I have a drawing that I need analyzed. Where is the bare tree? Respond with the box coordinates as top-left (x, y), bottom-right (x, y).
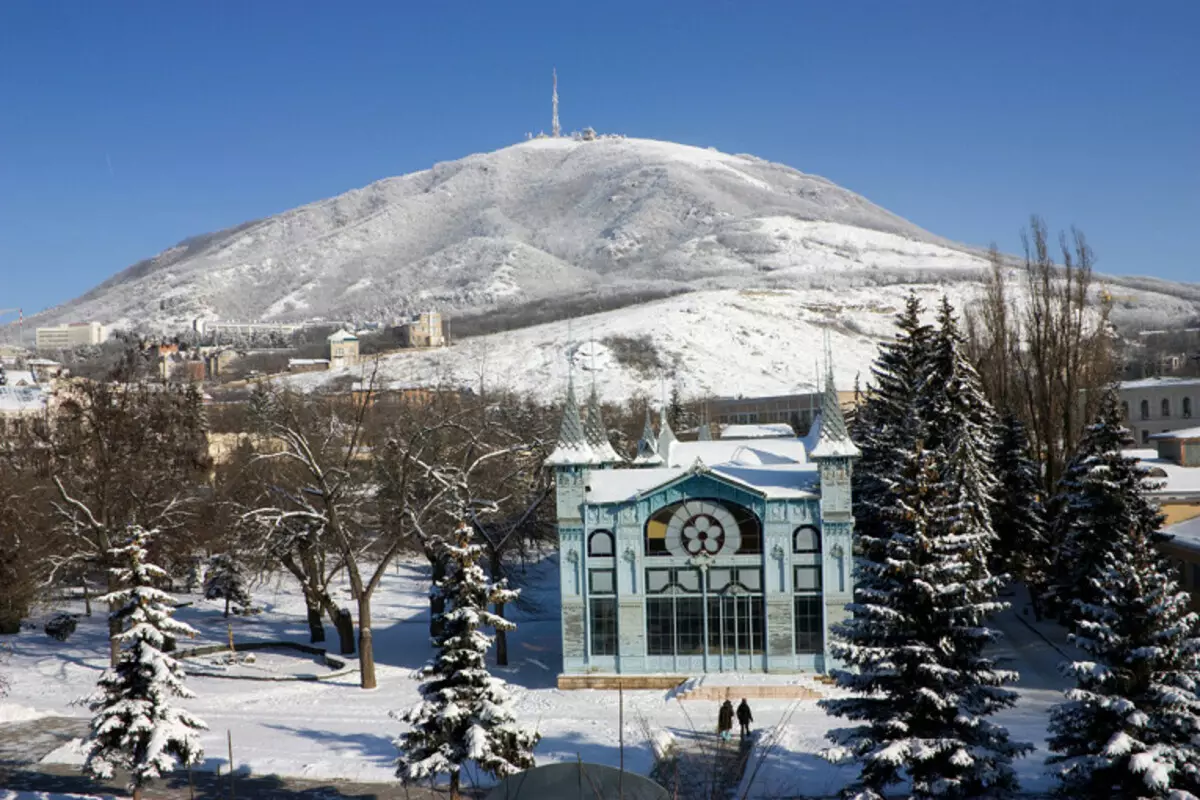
top-left (966, 216), bottom-right (1117, 495)
top-left (42, 379), bottom-right (210, 664)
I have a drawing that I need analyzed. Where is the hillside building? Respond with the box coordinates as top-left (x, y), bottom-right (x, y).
top-left (35, 322), bottom-right (107, 351)
top-left (327, 329), bottom-right (359, 368)
top-left (547, 368), bottom-right (858, 681)
top-left (399, 311), bottom-right (445, 349)
top-left (1119, 377), bottom-right (1200, 444)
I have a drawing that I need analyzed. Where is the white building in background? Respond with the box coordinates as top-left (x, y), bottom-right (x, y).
top-left (35, 322), bottom-right (107, 351)
top-left (1119, 377), bottom-right (1200, 445)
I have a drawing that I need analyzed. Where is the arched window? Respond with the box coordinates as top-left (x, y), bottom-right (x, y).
top-left (1141, 400), bottom-right (1150, 420)
top-left (644, 499), bottom-right (761, 557)
top-left (1185, 397), bottom-right (1193, 419)
top-left (587, 530), bottom-right (614, 557)
top-left (1162, 399), bottom-right (1172, 418)
top-left (793, 526), bottom-right (821, 554)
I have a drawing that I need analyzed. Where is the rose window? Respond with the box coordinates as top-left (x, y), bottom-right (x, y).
top-left (664, 501), bottom-right (741, 557)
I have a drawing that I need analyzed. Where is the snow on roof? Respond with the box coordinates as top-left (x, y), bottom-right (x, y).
top-left (326, 330), bottom-right (358, 342)
top-left (2, 370), bottom-right (37, 386)
top-left (1120, 377), bottom-right (1200, 391)
top-left (1129, 449), bottom-right (1200, 497)
top-left (719, 423), bottom-right (795, 440)
top-left (1150, 427), bottom-right (1200, 441)
top-left (667, 439), bottom-right (807, 468)
top-left (1166, 514), bottom-right (1200, 553)
top-left (25, 358), bottom-right (59, 366)
top-left (288, 358), bottom-right (329, 366)
top-left (583, 463), bottom-right (820, 505)
top-left (0, 385), bottom-right (46, 414)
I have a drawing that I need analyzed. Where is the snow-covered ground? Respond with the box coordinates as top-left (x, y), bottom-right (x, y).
top-left (0, 556), bottom-right (1074, 796)
top-left (286, 284), bottom-right (990, 404)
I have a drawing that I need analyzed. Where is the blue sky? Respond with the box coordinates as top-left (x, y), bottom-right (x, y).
top-left (0, 1), bottom-right (1196, 315)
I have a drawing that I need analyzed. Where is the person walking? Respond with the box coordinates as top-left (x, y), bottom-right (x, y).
top-left (736, 698), bottom-right (753, 739)
top-left (717, 699), bottom-right (734, 742)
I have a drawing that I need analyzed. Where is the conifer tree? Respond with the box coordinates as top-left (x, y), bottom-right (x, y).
top-left (822, 438), bottom-right (1029, 800)
top-left (395, 525), bottom-right (539, 798)
top-left (851, 293), bottom-right (933, 549)
top-left (922, 297), bottom-right (999, 557)
top-left (84, 526), bottom-right (205, 800)
top-left (1047, 522), bottom-right (1200, 798)
top-left (991, 414), bottom-right (1049, 601)
top-left (1046, 388), bottom-right (1165, 623)
top-left (203, 552), bottom-right (252, 618)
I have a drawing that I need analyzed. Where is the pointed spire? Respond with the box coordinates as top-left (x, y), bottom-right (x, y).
top-left (810, 357), bottom-right (860, 460)
top-left (633, 408), bottom-right (663, 466)
top-left (584, 384), bottom-right (624, 465)
top-left (545, 373), bottom-right (599, 467)
top-left (657, 406), bottom-right (678, 465)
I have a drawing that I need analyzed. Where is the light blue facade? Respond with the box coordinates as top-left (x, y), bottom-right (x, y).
top-left (553, 451), bottom-right (856, 676)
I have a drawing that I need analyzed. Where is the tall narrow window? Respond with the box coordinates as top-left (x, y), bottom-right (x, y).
top-left (1185, 397), bottom-right (1193, 419)
top-left (794, 564), bottom-right (823, 654)
top-left (1162, 398), bottom-right (1172, 418)
top-left (589, 559), bottom-right (617, 657)
top-left (1141, 400), bottom-right (1150, 420)
top-left (1122, 401), bottom-right (1130, 420)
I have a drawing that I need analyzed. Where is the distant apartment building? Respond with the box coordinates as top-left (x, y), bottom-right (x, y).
top-left (704, 390), bottom-right (858, 434)
top-left (35, 322), bottom-right (107, 351)
top-left (1119, 377), bottom-right (1200, 445)
top-left (327, 330), bottom-right (359, 369)
top-left (193, 319), bottom-right (303, 341)
top-left (400, 311), bottom-right (445, 349)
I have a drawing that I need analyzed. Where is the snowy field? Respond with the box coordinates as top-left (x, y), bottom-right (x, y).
top-left (0, 557), bottom-right (1072, 797)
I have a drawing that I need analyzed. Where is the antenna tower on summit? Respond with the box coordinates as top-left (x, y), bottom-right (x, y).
top-left (551, 68), bottom-right (560, 137)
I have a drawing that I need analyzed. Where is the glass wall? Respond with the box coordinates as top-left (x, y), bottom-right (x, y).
top-left (589, 565), bottom-right (617, 656)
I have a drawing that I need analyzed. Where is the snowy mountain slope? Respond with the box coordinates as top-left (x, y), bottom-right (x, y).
top-left (284, 284), bottom-right (979, 403)
top-left (28, 136), bottom-right (995, 331)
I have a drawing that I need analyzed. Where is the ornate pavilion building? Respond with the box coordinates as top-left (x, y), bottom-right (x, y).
top-left (546, 371), bottom-right (859, 678)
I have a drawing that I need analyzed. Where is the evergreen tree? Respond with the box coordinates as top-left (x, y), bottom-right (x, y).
top-left (84, 526), bottom-right (205, 800)
top-left (1047, 522), bottom-right (1200, 799)
top-left (821, 440), bottom-right (1030, 800)
top-left (921, 297), bottom-right (999, 559)
top-left (667, 384), bottom-right (686, 431)
top-left (851, 293), bottom-right (933, 549)
top-left (1046, 388), bottom-right (1165, 623)
top-left (203, 552), bottom-right (252, 618)
top-left (395, 525), bottom-right (539, 798)
top-left (991, 414), bottom-right (1049, 601)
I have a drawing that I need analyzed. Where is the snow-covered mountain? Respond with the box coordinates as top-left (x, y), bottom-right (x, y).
top-left (28, 134), bottom-right (1198, 401)
top-left (30, 135), bottom-right (1002, 331)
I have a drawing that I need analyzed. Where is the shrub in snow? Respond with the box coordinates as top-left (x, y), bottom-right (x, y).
top-left (44, 612), bottom-right (78, 642)
top-left (203, 552), bottom-right (251, 617)
top-left (83, 526), bottom-right (206, 800)
top-left (395, 525), bottom-right (539, 798)
top-left (1045, 388), bottom-right (1165, 625)
top-left (1047, 519), bottom-right (1200, 798)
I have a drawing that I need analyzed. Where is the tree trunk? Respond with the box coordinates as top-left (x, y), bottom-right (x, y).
top-left (333, 607), bottom-right (356, 656)
top-left (107, 599), bottom-right (120, 667)
top-left (82, 580), bottom-right (91, 617)
top-left (305, 594), bottom-right (326, 643)
top-left (357, 594), bottom-right (376, 689)
top-left (428, 545), bottom-right (447, 639)
top-left (450, 770), bottom-right (460, 800)
top-left (490, 548), bottom-right (508, 666)
top-left (223, 594), bottom-right (230, 618)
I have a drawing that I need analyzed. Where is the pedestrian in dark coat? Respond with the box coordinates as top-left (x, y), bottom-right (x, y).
top-left (736, 698), bottom-right (753, 738)
top-left (717, 700), bottom-right (734, 741)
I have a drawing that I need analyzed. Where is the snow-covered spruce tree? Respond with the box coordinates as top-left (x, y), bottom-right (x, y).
top-left (821, 435), bottom-right (1030, 800)
top-left (395, 525), bottom-right (539, 798)
top-left (990, 414), bottom-right (1049, 602)
top-left (921, 297), bottom-right (1000, 561)
top-left (851, 292), bottom-right (933, 550)
top-left (1047, 521), bottom-right (1200, 799)
top-left (203, 552), bottom-right (251, 618)
top-left (84, 526), bottom-right (206, 800)
top-left (1045, 387), bottom-right (1165, 624)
